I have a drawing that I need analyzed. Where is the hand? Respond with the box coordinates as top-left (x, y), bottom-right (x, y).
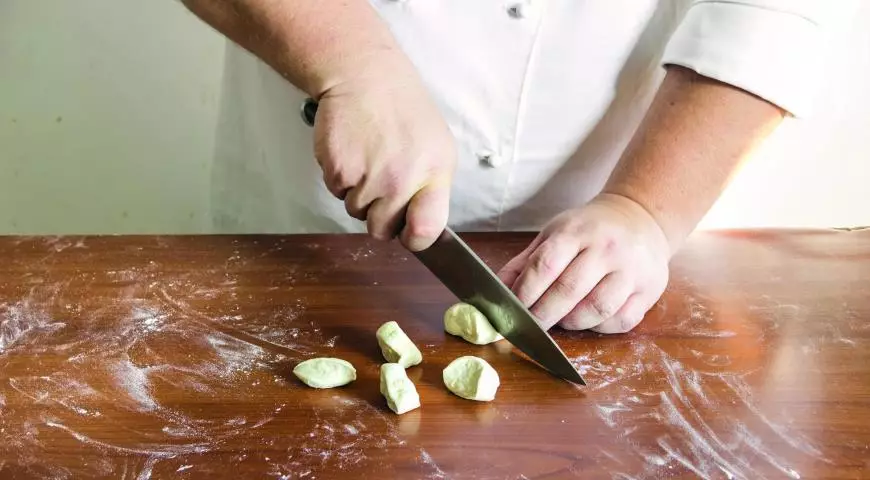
top-left (313, 57), bottom-right (457, 252)
top-left (497, 193), bottom-right (671, 333)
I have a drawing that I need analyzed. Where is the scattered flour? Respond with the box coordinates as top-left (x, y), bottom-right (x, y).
top-left (0, 237), bottom-right (433, 479)
top-left (0, 299), bottom-right (66, 353)
top-left (573, 339), bottom-right (827, 479)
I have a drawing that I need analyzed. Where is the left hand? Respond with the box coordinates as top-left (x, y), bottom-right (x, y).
top-left (497, 193), bottom-right (671, 333)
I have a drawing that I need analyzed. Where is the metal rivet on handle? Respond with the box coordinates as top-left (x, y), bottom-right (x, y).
top-left (300, 98), bottom-right (318, 127)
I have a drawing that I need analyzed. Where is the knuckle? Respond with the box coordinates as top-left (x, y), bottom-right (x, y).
top-left (588, 294), bottom-right (618, 319)
top-left (601, 237), bottom-right (618, 256)
top-left (530, 243), bottom-right (562, 277)
top-left (380, 166), bottom-right (404, 197)
top-left (550, 275), bottom-right (579, 299)
top-left (405, 217), bottom-right (440, 241)
top-left (331, 168), bottom-right (355, 190)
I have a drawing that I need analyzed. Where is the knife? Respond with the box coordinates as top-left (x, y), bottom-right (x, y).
top-left (414, 228), bottom-right (585, 385)
top-left (300, 98), bottom-right (585, 384)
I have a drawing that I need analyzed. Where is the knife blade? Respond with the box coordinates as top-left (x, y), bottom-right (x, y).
top-left (415, 228), bottom-right (586, 385)
top-left (299, 97), bottom-right (584, 384)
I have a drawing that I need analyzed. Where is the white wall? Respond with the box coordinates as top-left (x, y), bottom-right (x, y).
top-left (0, 0), bottom-right (225, 234)
top-left (0, 1), bottom-right (867, 235)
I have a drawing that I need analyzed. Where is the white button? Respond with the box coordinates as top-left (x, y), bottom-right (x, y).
top-left (478, 151), bottom-right (503, 168)
top-left (506, 2), bottom-right (532, 19)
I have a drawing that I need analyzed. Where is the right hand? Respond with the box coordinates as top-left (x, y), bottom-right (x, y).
top-left (312, 56), bottom-right (457, 252)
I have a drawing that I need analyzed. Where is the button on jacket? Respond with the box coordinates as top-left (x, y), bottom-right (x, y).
top-left (209, 0), bottom-right (841, 234)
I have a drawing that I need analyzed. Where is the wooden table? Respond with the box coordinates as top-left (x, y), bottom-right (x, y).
top-left (0, 230), bottom-right (868, 479)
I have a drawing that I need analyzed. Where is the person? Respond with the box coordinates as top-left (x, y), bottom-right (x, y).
top-left (180, 0), bottom-right (844, 334)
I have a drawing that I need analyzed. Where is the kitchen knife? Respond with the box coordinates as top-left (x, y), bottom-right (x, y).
top-left (414, 228), bottom-right (585, 385)
top-left (300, 98), bottom-right (585, 384)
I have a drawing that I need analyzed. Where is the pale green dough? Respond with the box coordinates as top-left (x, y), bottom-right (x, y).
top-left (379, 363), bottom-right (421, 415)
top-left (376, 321), bottom-right (422, 368)
top-left (442, 356), bottom-right (500, 401)
top-left (443, 302), bottom-right (503, 345)
top-left (293, 357), bottom-right (356, 389)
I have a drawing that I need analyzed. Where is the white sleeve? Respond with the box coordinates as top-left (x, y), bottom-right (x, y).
top-left (661, 1), bottom-right (855, 117)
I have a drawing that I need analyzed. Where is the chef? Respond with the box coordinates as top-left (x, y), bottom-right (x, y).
top-left (181, 0), bottom-right (841, 334)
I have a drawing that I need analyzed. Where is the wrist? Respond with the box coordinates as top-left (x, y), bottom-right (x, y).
top-left (595, 190), bottom-right (686, 256)
top-left (307, 47), bottom-right (415, 100)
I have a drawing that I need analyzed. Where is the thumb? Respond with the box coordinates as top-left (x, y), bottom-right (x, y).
top-left (400, 181), bottom-right (450, 252)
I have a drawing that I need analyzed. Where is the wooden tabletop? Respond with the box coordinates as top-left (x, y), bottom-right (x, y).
top-left (0, 230), bottom-right (868, 479)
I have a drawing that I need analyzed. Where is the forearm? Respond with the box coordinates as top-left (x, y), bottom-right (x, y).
top-left (181, 0), bottom-right (405, 97)
top-left (602, 65), bottom-right (785, 253)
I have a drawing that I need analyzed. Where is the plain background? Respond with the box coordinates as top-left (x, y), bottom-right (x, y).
top-left (1, 0), bottom-right (868, 234)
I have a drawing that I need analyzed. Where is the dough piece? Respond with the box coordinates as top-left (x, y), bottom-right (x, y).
top-left (379, 363), bottom-right (421, 415)
top-left (293, 358), bottom-right (356, 389)
top-left (376, 321), bottom-right (422, 368)
top-left (443, 302), bottom-right (503, 345)
top-left (442, 356), bottom-right (500, 401)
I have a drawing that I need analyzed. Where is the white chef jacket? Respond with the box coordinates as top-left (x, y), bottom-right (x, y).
top-left (208, 0), bottom-right (841, 234)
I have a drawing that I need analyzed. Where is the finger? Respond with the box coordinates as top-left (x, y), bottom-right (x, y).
top-left (399, 181), bottom-right (450, 252)
top-left (529, 249), bottom-right (608, 328)
top-left (558, 272), bottom-right (634, 331)
top-left (591, 292), bottom-right (657, 334)
top-left (511, 237), bottom-right (582, 308)
top-left (496, 235), bottom-right (545, 288)
top-left (367, 197), bottom-right (406, 241)
top-left (322, 171), bottom-right (351, 200)
top-left (344, 184), bottom-right (374, 221)
top-left (317, 146), bottom-right (363, 201)
top-left (323, 164), bottom-right (364, 201)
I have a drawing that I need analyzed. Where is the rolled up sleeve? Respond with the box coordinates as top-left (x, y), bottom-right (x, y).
top-left (662, 1), bottom-right (850, 117)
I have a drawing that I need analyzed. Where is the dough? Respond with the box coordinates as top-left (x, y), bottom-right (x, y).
top-left (442, 356), bottom-right (500, 401)
top-left (293, 357), bottom-right (357, 388)
top-left (379, 363), bottom-right (421, 415)
top-left (376, 321), bottom-right (422, 368)
top-left (443, 302), bottom-right (503, 345)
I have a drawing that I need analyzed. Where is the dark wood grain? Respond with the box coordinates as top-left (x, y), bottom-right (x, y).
top-left (0, 230), bottom-right (868, 479)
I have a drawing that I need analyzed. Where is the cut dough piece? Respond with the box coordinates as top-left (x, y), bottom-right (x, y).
top-left (293, 358), bottom-right (356, 389)
top-left (443, 302), bottom-right (504, 345)
top-left (376, 321), bottom-right (422, 368)
top-left (380, 363), bottom-right (421, 415)
top-left (442, 356), bottom-right (500, 401)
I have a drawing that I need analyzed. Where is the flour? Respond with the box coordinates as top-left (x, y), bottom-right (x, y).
top-left (596, 402), bottom-right (631, 428)
top-left (130, 306), bottom-right (168, 333)
top-left (0, 299), bottom-right (66, 353)
top-left (204, 332), bottom-right (266, 378)
top-left (0, 238), bottom-right (389, 478)
top-left (419, 449), bottom-right (449, 479)
top-left (674, 297), bottom-right (736, 338)
top-left (573, 339), bottom-right (824, 479)
top-left (112, 356), bottom-right (158, 412)
top-left (689, 349), bottom-right (732, 367)
top-left (349, 247), bottom-right (375, 262)
top-left (137, 456), bottom-right (161, 480)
